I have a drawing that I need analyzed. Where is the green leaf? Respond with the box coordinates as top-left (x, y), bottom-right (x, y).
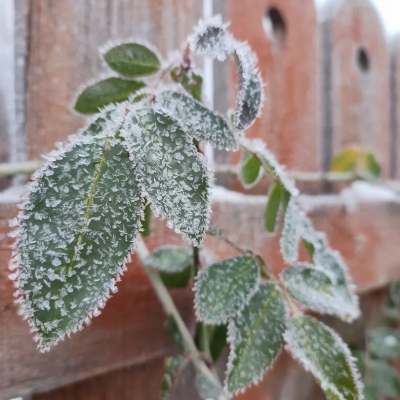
top-left (162, 356), bottom-right (183, 400)
top-left (74, 77), bottom-right (146, 114)
top-left (370, 360), bottom-right (400, 397)
top-left (140, 201), bottom-right (152, 237)
top-left (368, 328), bottom-right (400, 360)
top-left (234, 45), bottom-right (263, 131)
top-left (239, 149), bottom-right (262, 188)
top-left (11, 134), bottom-right (143, 350)
top-left (281, 263), bottom-right (359, 321)
top-left (194, 255), bottom-right (260, 324)
top-left (170, 67), bottom-right (203, 101)
top-left (264, 183), bottom-right (281, 233)
top-left (210, 324), bottom-right (228, 362)
top-left (164, 315), bottom-right (184, 351)
top-left (226, 283), bottom-right (286, 395)
top-left (159, 91), bottom-right (237, 150)
top-left (122, 108), bottom-right (211, 246)
top-left (302, 239), bottom-right (315, 259)
top-left (362, 153), bottom-right (381, 179)
top-left (145, 246), bottom-right (193, 288)
top-left (383, 297), bottom-right (400, 319)
top-left (103, 43), bottom-right (161, 77)
top-left (196, 367), bottom-right (224, 400)
top-left (285, 315), bottom-right (363, 400)
top-left (390, 279), bottom-right (400, 306)
top-left (363, 385), bottom-right (378, 400)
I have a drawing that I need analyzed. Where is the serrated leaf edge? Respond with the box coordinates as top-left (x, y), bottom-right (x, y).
top-left (8, 106), bottom-right (143, 352)
top-left (224, 283), bottom-right (288, 397)
top-left (284, 317), bottom-right (364, 400)
top-left (193, 255), bottom-right (260, 325)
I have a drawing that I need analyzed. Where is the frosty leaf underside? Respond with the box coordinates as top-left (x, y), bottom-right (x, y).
top-left (226, 283), bottom-right (286, 395)
top-left (14, 134), bottom-right (142, 350)
top-left (121, 108), bottom-right (211, 246)
top-left (285, 316), bottom-right (363, 400)
top-left (159, 90), bottom-right (237, 150)
top-left (194, 255), bottom-right (260, 324)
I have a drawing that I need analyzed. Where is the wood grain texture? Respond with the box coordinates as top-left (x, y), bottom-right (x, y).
top-left (318, 0), bottom-right (390, 176)
top-left (23, 0), bottom-right (202, 159)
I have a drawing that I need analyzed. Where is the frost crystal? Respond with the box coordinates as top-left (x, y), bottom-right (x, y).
top-left (225, 283), bottom-right (286, 396)
top-left (158, 91), bottom-right (237, 150)
top-left (10, 131), bottom-right (143, 350)
top-left (234, 45), bottom-right (264, 131)
top-left (281, 263), bottom-right (359, 321)
top-left (121, 108), bottom-right (212, 246)
top-left (189, 15), bottom-right (236, 61)
top-left (240, 138), bottom-right (298, 196)
top-left (194, 255), bottom-right (260, 324)
top-left (285, 316), bottom-right (364, 400)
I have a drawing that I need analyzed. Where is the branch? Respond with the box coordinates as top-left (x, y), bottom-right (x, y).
top-left (0, 161), bottom-right (40, 177)
top-left (135, 238), bottom-right (222, 390)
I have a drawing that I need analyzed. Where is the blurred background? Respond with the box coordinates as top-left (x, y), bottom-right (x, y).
top-left (2, 0), bottom-right (400, 399)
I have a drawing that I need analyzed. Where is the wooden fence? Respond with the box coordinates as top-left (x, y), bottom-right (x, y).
top-left (1, 0), bottom-right (400, 399)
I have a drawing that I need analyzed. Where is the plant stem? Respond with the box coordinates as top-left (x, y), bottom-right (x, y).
top-left (135, 238), bottom-right (222, 389)
top-left (0, 161), bottom-right (40, 177)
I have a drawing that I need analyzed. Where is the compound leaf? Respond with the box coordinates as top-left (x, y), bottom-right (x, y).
top-left (285, 315), bottom-right (363, 400)
top-left (194, 255), bottom-right (259, 324)
top-left (225, 283), bottom-right (286, 395)
top-left (74, 77), bottom-right (146, 114)
top-left (122, 108), bottom-right (211, 246)
top-left (10, 133), bottom-right (143, 351)
top-left (103, 42), bottom-right (161, 77)
top-left (159, 91), bottom-right (237, 150)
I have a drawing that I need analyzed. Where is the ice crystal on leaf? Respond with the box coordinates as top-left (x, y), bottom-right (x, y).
top-left (225, 283), bottom-right (286, 396)
top-left (158, 90), bottom-right (237, 150)
top-left (281, 263), bottom-right (359, 322)
top-left (189, 15), bottom-right (236, 61)
top-left (285, 316), bottom-right (364, 400)
top-left (194, 255), bottom-right (260, 324)
top-left (234, 45), bottom-right (264, 131)
top-left (10, 130), bottom-right (143, 350)
top-left (121, 108), bottom-right (211, 246)
top-left (240, 138), bottom-right (298, 197)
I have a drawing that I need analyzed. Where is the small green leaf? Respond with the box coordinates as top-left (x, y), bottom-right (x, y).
top-left (140, 202), bottom-right (152, 237)
top-left (362, 153), bottom-right (381, 179)
top-left (159, 91), bottom-right (237, 150)
top-left (302, 239), bottom-right (315, 259)
top-left (239, 149), bottom-right (262, 188)
top-left (285, 315), bottom-right (363, 400)
top-left (194, 255), bottom-right (260, 324)
top-left (226, 283), bottom-right (286, 395)
top-left (145, 246), bottom-right (193, 288)
top-left (170, 67), bottom-right (203, 101)
top-left (390, 279), bottom-right (400, 306)
top-left (264, 183), bottom-right (281, 233)
top-left (370, 360), bottom-right (400, 397)
top-left (12, 133), bottom-right (143, 350)
top-left (210, 324), bottom-right (228, 362)
top-left (122, 109), bottom-right (211, 246)
top-left (369, 328), bottom-right (400, 360)
top-left (363, 385), bottom-right (378, 400)
top-left (74, 77), bottom-right (146, 114)
top-left (103, 43), bottom-right (161, 77)
top-left (164, 315), bottom-right (184, 351)
top-left (281, 263), bottom-right (358, 321)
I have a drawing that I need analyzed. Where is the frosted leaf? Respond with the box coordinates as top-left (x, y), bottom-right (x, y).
top-left (285, 316), bottom-right (363, 400)
top-left (240, 138), bottom-right (298, 196)
top-left (196, 368), bottom-right (226, 400)
top-left (158, 91), bottom-right (237, 150)
top-left (145, 246), bottom-right (193, 288)
top-left (281, 263), bottom-right (359, 321)
top-left (225, 283), bottom-right (286, 396)
top-left (121, 108), bottom-right (211, 246)
top-left (11, 135), bottom-right (143, 350)
top-left (194, 255), bottom-right (260, 324)
top-left (170, 66), bottom-right (203, 101)
top-left (239, 148), bottom-right (262, 188)
top-left (189, 15), bottom-right (236, 61)
top-left (368, 328), bottom-right (400, 360)
top-left (234, 45), bottom-right (264, 131)
top-left (103, 42), bottom-right (161, 77)
top-left (370, 360), bottom-right (400, 397)
top-left (74, 77), bottom-right (146, 114)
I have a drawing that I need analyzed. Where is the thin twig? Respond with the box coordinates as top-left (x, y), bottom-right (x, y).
top-left (0, 161), bottom-right (40, 177)
top-left (135, 238), bottom-right (222, 390)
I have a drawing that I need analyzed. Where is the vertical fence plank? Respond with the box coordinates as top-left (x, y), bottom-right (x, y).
top-left (390, 33), bottom-right (400, 178)
top-left (318, 0), bottom-right (390, 176)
